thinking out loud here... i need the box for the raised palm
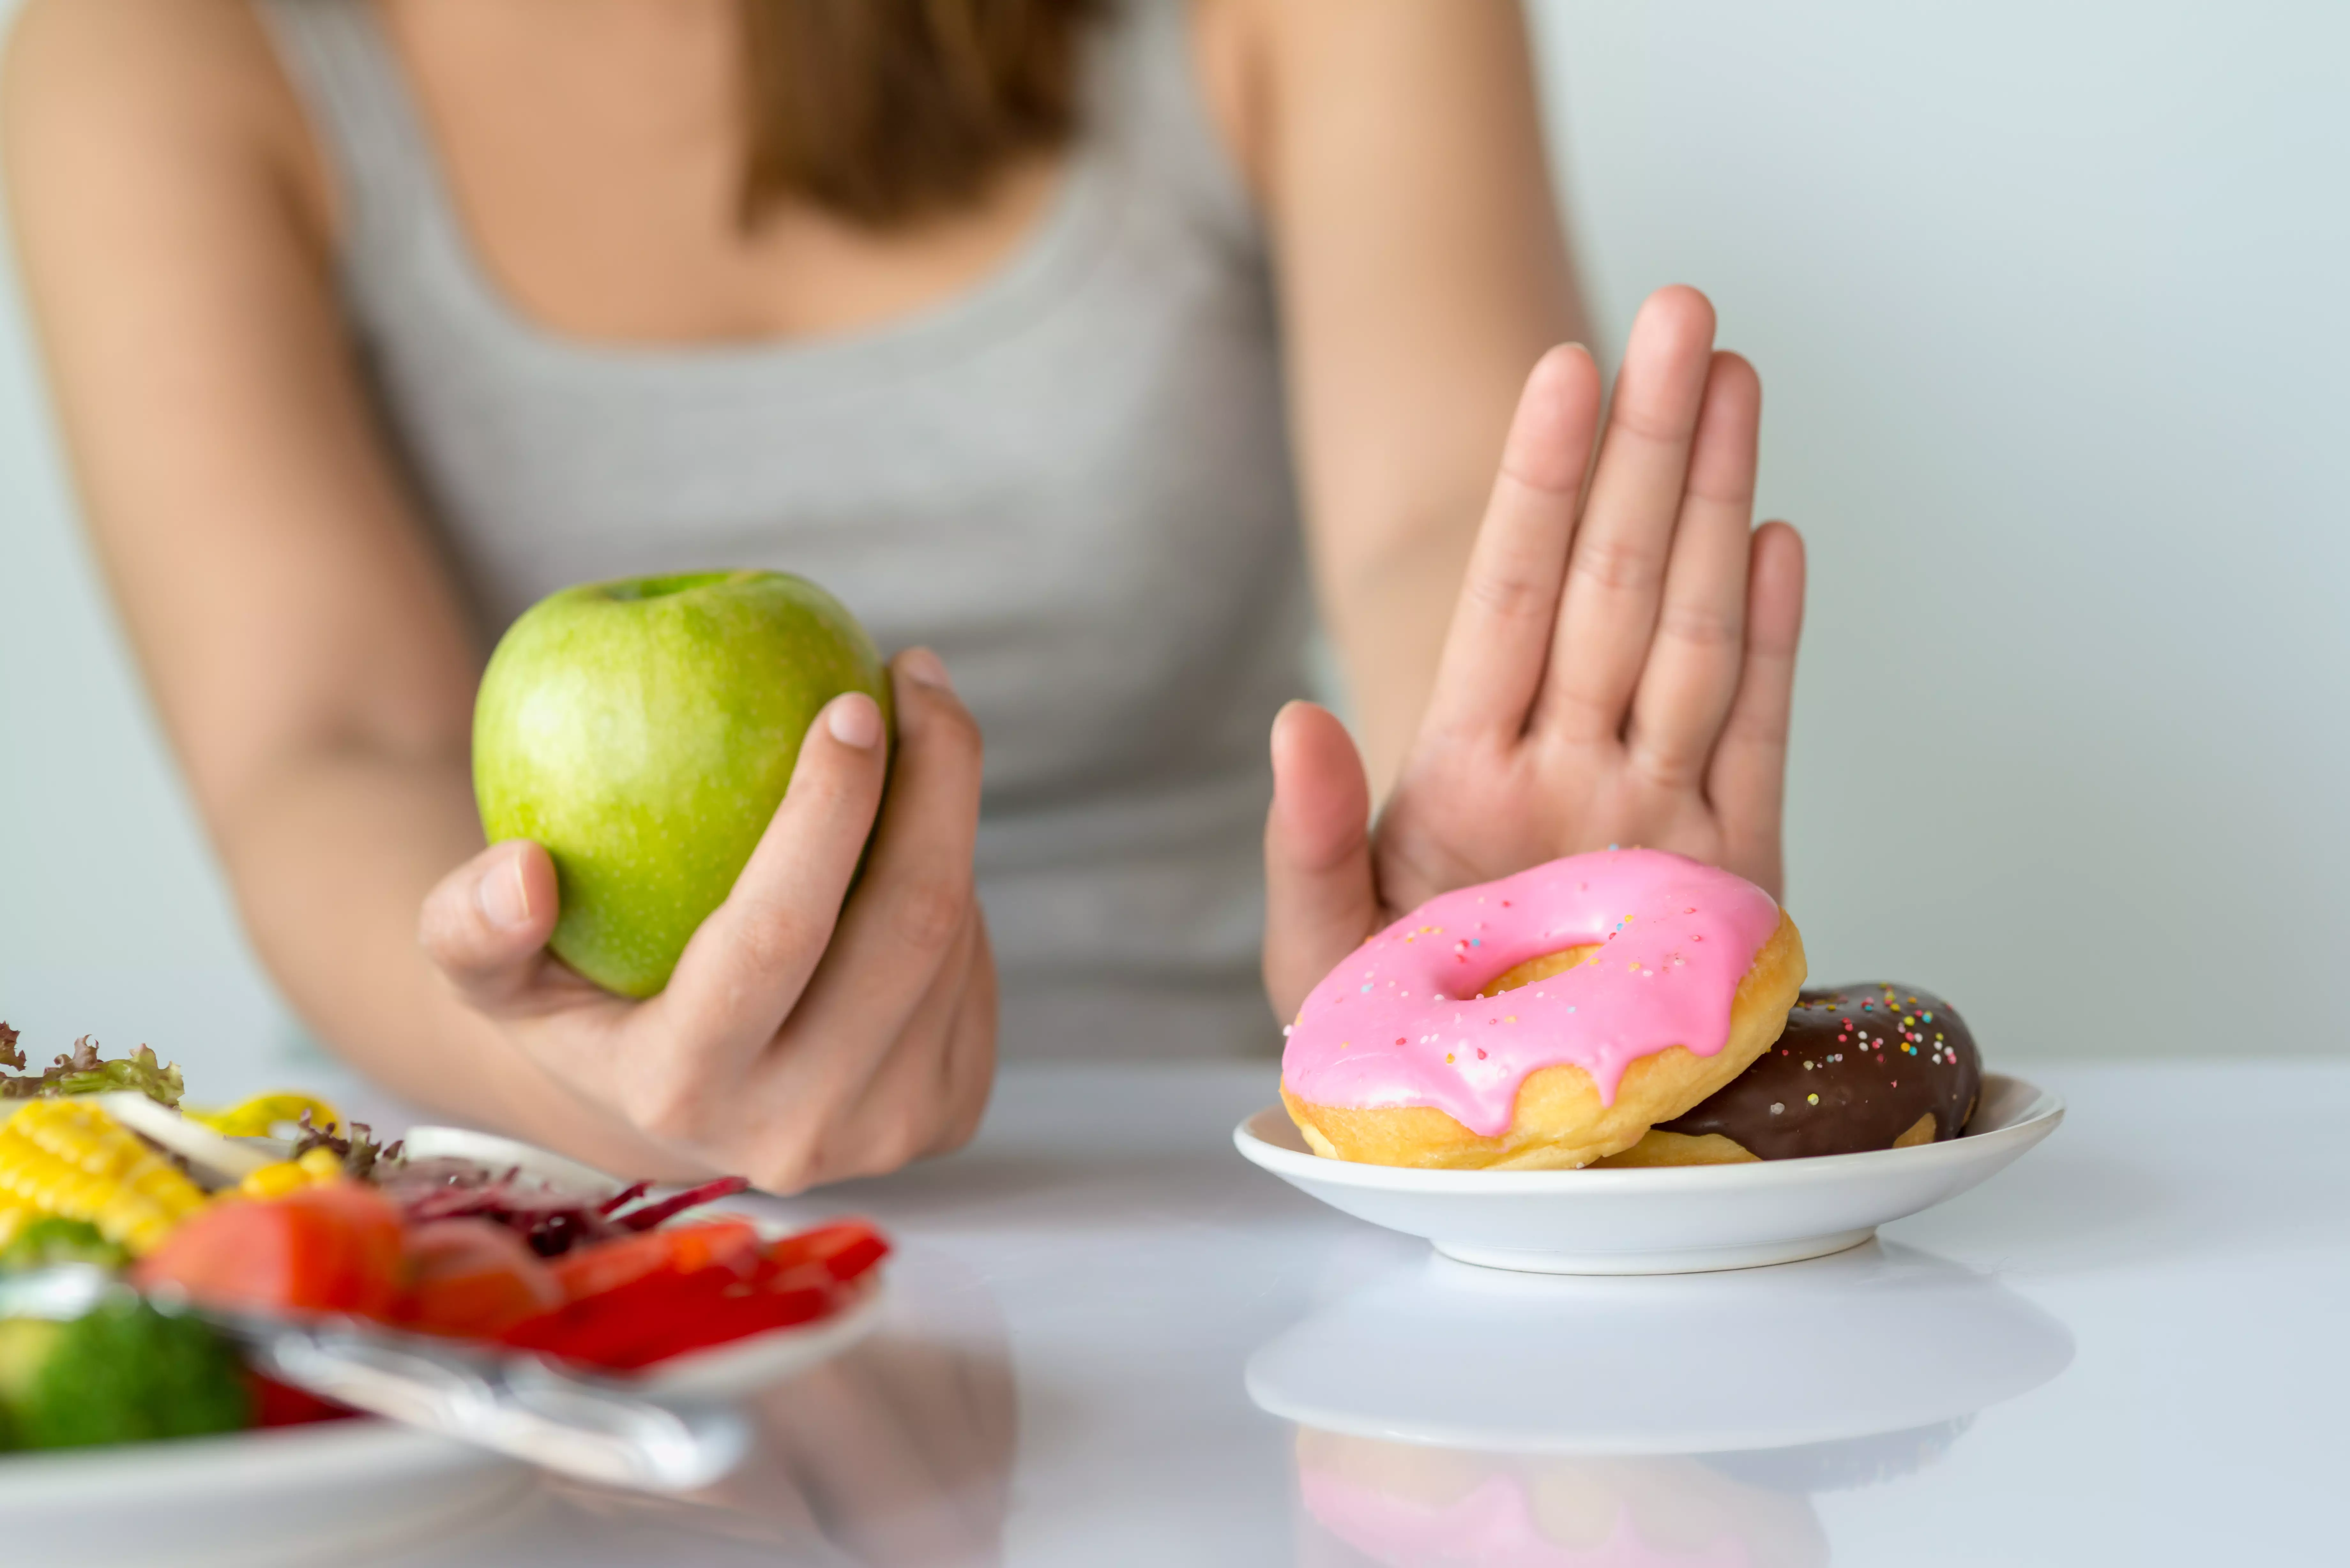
[1265,286,1806,1017]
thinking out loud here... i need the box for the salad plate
[1233,1072,2063,1274]
[398,1124,636,1200]
[0,1283,885,1568]
[0,1418,531,1568]
[2,1068,892,1563]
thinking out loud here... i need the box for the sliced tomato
[396,1218,565,1338]
[132,1180,405,1318]
[550,1218,762,1302]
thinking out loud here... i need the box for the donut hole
[1477,944,1601,999]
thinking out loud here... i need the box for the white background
[2,0,2344,1087]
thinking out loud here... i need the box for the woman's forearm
[1240,0,1588,796]
[4,2,682,1168]
[213,744,708,1177]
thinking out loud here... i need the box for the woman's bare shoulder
[3,0,329,237]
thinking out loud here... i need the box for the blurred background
[3,0,2345,1087]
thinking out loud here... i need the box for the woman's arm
[3,0,993,1187]
[4,0,508,1110]
[1209,6,1808,1013]
[1202,0,1586,793]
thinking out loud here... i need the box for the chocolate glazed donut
[1603,984,1980,1165]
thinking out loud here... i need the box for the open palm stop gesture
[1265,287,1808,1019]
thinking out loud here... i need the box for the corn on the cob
[0,1100,209,1255]
[0,1194,34,1249]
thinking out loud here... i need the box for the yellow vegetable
[0,1100,210,1256]
[236,1147,347,1200]
[236,1161,313,1200]
[184,1092,343,1140]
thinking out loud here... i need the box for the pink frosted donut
[1279,848,1806,1170]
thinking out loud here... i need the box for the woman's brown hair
[739,0,1099,229]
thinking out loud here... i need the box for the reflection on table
[1251,1240,2072,1566]
[1297,1437,1827,1567]
[446,1245,1016,1568]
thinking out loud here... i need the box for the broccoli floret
[0,1298,251,1450]
[0,1217,130,1275]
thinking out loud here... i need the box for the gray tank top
[257,0,1309,1061]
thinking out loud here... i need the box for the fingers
[1421,344,1603,740]
[1707,520,1806,896]
[1536,285,1719,740]
[809,911,990,1185]
[651,685,892,1071]
[418,838,561,1014]
[785,649,986,1079]
[1625,351,1762,788]
[930,913,999,1156]
[716,649,986,1188]
[1263,701,1381,1021]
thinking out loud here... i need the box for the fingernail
[898,647,952,691]
[476,848,531,930]
[827,691,884,749]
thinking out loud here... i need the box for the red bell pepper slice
[502,1218,887,1371]
[549,1217,763,1301]
[758,1221,890,1287]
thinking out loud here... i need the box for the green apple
[472,569,892,998]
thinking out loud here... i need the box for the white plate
[0,1285,883,1567]
[0,1418,531,1568]
[1234,1072,2063,1274]
[0,1125,886,1562]
[398,1124,632,1199]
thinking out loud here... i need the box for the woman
[3,0,1802,1188]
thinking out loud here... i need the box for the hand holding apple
[421,614,995,1192]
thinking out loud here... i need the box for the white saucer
[1233,1072,2063,1274]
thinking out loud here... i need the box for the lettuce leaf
[0,1026,186,1107]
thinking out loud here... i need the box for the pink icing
[1281,848,1780,1138]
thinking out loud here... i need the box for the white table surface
[341,1058,2346,1567]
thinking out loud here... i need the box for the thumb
[419,838,562,1013]
[1264,701,1381,1022]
